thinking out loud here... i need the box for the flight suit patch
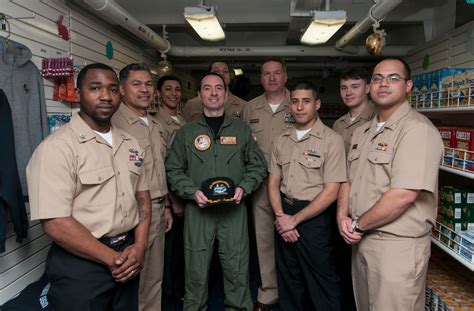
[220,136,237,145]
[194,134,211,151]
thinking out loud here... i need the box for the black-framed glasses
[371,74,408,84]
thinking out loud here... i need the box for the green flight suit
[165,114,267,311]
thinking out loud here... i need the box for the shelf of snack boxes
[431,222,474,271]
[440,147,474,179]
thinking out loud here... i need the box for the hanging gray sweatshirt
[0,37,49,195]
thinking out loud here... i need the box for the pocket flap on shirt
[128,162,141,175]
[79,166,115,185]
[367,151,392,164]
[348,150,360,162]
[298,157,322,168]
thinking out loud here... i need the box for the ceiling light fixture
[184,5,225,41]
[300,10,347,45]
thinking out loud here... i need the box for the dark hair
[377,57,411,80]
[157,75,182,90]
[261,57,287,73]
[340,67,369,84]
[119,63,151,84]
[208,60,231,73]
[290,81,318,99]
[199,72,227,90]
[76,63,117,89]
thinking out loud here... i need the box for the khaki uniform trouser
[139,201,165,311]
[352,231,431,311]
[252,181,278,304]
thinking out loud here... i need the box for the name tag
[250,118,260,124]
[220,136,237,145]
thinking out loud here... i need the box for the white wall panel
[0,0,160,305]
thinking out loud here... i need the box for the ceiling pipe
[75,0,412,57]
[79,0,170,52]
[335,0,403,50]
[168,45,413,57]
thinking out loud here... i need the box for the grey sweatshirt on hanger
[0,37,49,195]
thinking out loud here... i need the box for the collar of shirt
[340,100,375,126]
[197,113,233,130]
[368,101,411,135]
[255,89,290,113]
[158,107,184,126]
[284,117,325,142]
[70,113,132,145]
[118,103,157,127]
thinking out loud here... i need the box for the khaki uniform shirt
[332,101,375,154]
[27,114,148,238]
[269,118,347,201]
[242,90,294,163]
[347,102,443,237]
[155,108,186,149]
[112,104,168,199]
[182,92,247,122]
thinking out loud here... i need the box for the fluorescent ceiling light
[233,68,243,76]
[300,10,347,45]
[184,6,225,41]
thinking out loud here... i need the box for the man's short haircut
[340,68,370,84]
[290,81,318,100]
[208,60,231,73]
[119,63,152,84]
[157,75,182,90]
[199,72,227,90]
[261,57,287,73]
[76,63,117,89]
[377,57,411,80]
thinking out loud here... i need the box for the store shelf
[417,106,474,114]
[439,165,474,179]
[431,238,474,271]
[431,222,474,271]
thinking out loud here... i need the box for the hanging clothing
[0,37,49,195]
[0,89,28,253]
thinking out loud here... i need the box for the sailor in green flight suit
[165,72,267,310]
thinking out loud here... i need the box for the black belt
[99,230,133,247]
[151,196,165,204]
[281,193,310,207]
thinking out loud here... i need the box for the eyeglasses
[371,74,407,84]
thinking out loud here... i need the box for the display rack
[440,147,474,178]
[431,222,474,271]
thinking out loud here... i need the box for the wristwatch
[351,219,365,233]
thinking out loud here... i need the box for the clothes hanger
[0,12,36,55]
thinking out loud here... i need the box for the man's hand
[171,199,185,217]
[194,190,208,208]
[281,229,300,243]
[111,243,146,283]
[164,207,173,233]
[274,212,298,234]
[233,187,245,205]
[337,216,363,245]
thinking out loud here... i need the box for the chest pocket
[79,166,115,185]
[77,166,115,207]
[128,162,141,175]
[367,151,392,165]
[367,151,392,187]
[298,157,322,169]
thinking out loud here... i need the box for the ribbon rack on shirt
[41,57,76,103]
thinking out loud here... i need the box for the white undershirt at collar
[94,130,113,146]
